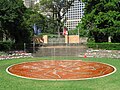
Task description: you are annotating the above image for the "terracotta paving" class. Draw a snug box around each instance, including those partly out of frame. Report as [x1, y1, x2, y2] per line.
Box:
[7, 60, 116, 80]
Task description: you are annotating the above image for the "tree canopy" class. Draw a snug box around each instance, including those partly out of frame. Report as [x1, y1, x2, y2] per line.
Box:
[38, 0, 77, 35]
[0, 0, 33, 44]
[80, 0, 120, 42]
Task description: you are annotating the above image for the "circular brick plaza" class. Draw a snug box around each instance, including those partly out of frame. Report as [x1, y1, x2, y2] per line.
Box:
[6, 60, 116, 80]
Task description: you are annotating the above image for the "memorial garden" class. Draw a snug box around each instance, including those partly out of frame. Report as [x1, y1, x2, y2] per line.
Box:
[0, 0, 120, 90]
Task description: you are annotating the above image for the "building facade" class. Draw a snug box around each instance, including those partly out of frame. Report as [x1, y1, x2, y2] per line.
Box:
[64, 0, 85, 30]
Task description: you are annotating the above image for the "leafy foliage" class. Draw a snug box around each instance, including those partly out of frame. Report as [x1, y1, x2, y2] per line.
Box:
[68, 29, 87, 37]
[0, 0, 32, 44]
[38, 0, 76, 35]
[80, 0, 120, 42]
[87, 42, 120, 50]
[0, 41, 14, 51]
[26, 11, 46, 33]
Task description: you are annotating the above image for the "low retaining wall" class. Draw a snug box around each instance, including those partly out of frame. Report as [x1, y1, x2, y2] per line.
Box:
[34, 46, 120, 58]
[33, 46, 87, 57]
[33, 35, 87, 44]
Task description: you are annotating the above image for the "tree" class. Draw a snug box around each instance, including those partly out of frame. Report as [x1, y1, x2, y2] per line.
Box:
[26, 11, 47, 33]
[0, 0, 33, 44]
[38, 0, 77, 36]
[80, 0, 120, 42]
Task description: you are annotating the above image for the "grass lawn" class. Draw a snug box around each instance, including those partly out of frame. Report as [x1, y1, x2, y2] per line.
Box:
[0, 57, 120, 90]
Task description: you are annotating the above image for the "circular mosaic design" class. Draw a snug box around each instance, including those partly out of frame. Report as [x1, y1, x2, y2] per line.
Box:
[6, 60, 116, 80]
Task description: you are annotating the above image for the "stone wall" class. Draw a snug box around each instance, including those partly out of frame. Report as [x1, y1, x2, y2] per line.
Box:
[48, 37, 65, 44]
[33, 35, 87, 44]
[65, 35, 80, 44]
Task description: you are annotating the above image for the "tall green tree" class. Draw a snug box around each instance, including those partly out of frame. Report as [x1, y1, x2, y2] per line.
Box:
[26, 11, 47, 33]
[0, 0, 32, 44]
[80, 0, 120, 42]
[38, 0, 77, 36]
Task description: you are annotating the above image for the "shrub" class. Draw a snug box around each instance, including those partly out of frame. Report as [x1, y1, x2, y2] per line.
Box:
[0, 41, 14, 51]
[0, 51, 7, 56]
[68, 29, 87, 37]
[87, 43, 120, 50]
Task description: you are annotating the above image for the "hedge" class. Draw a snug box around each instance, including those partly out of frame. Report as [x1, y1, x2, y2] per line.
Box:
[87, 43, 120, 50]
[0, 41, 14, 51]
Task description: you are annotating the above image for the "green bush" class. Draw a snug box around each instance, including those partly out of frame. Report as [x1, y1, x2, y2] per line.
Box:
[87, 43, 120, 50]
[0, 41, 14, 51]
[68, 29, 87, 37]
[69, 29, 78, 35]
[37, 33, 59, 38]
[0, 52, 7, 56]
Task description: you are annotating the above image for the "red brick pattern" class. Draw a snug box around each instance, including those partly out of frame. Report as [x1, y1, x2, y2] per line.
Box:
[8, 60, 115, 80]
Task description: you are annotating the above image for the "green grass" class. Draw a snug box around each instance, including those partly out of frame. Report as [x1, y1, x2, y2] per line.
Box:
[0, 57, 120, 90]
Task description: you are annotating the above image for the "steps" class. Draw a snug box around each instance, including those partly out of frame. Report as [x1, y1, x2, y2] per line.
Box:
[33, 45, 87, 57]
